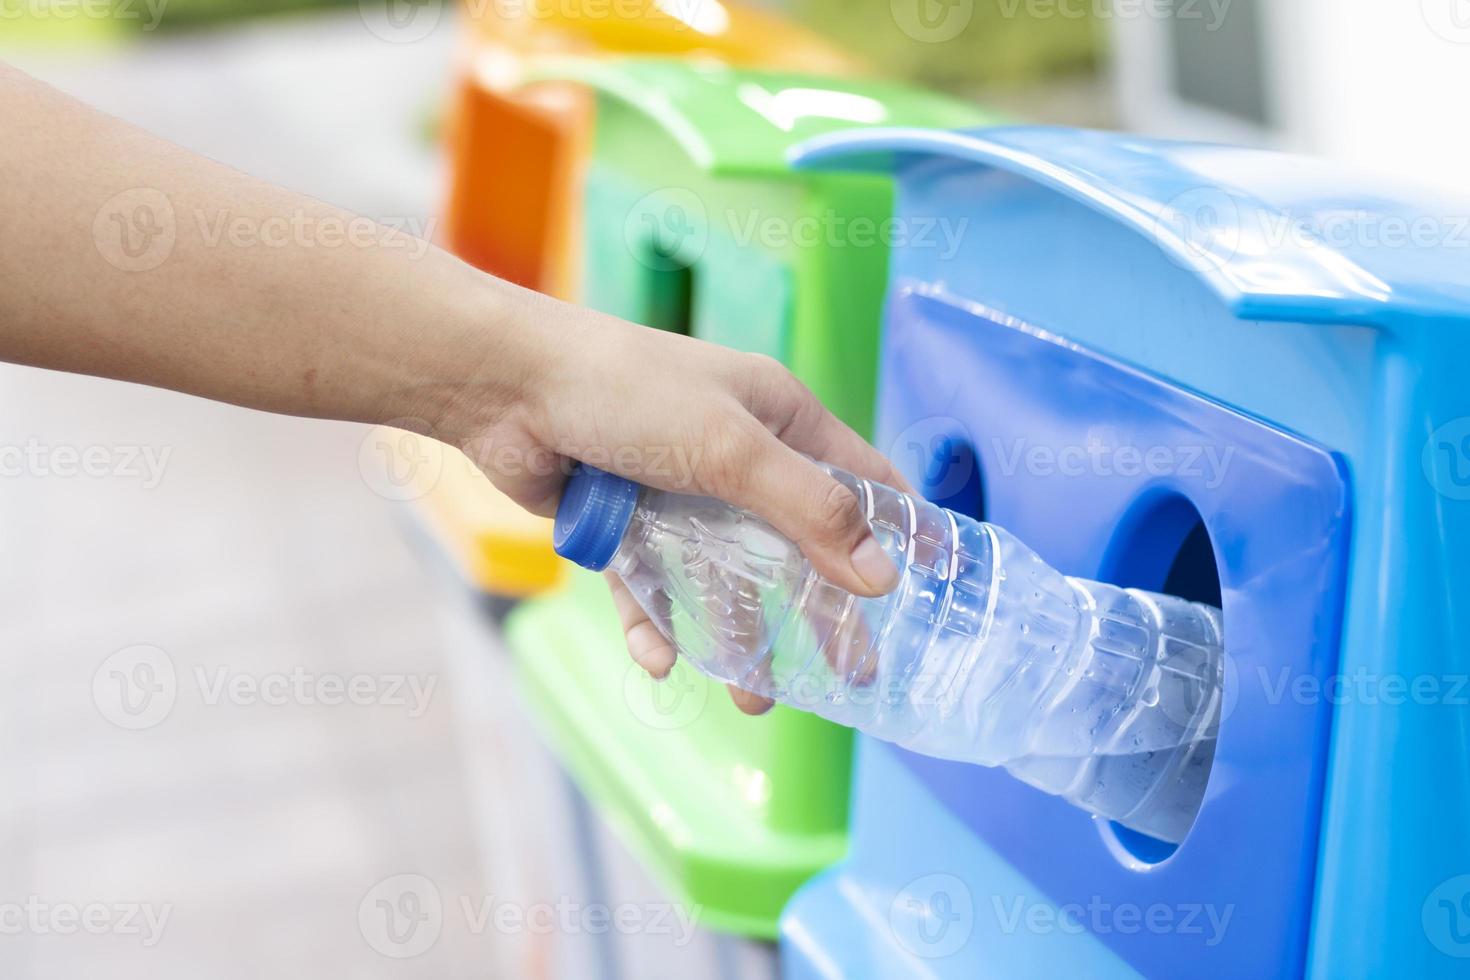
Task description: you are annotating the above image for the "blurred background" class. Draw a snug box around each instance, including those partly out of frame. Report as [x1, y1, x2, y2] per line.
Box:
[2, 1, 1466, 978]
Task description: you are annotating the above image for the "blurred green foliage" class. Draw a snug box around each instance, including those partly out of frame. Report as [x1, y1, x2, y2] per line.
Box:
[793, 0, 1100, 88]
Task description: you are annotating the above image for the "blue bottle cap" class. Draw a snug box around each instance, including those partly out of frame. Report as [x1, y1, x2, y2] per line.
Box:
[553, 464, 640, 571]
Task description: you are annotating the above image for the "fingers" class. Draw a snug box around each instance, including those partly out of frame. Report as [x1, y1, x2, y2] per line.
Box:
[608, 575, 773, 717]
[796, 413, 917, 497]
[726, 684, 773, 716]
[703, 418, 899, 598]
[741, 355, 914, 493]
[605, 573, 675, 680]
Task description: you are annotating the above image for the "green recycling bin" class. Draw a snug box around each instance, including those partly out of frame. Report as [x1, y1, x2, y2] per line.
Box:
[562, 58, 989, 432]
[505, 60, 995, 938]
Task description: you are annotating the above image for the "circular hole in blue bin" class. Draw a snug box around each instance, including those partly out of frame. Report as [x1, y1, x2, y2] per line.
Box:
[1109, 822, 1184, 865]
[1096, 494, 1224, 867]
[921, 434, 986, 521]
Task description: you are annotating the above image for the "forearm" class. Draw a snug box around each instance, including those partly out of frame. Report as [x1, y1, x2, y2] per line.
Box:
[0, 63, 904, 618]
[0, 61, 535, 437]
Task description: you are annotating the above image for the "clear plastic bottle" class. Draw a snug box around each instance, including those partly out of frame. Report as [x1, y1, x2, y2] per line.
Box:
[553, 464, 1224, 844]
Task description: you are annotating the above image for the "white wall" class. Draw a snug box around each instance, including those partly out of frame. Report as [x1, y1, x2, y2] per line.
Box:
[1110, 0, 1470, 192]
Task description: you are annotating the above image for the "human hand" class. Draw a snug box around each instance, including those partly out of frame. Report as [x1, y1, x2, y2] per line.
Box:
[438, 290, 906, 715]
[0, 64, 898, 718]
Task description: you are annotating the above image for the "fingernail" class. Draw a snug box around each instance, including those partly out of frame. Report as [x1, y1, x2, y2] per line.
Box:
[850, 533, 899, 593]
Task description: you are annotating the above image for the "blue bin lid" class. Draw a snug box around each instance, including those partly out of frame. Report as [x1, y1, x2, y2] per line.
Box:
[791, 125, 1470, 327]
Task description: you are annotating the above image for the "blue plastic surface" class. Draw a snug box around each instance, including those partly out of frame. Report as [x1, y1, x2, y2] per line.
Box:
[781, 127, 1470, 978]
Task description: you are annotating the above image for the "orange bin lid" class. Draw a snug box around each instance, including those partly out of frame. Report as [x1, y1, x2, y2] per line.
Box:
[463, 0, 863, 75]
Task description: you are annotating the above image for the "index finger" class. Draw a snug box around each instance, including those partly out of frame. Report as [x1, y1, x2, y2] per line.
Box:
[745, 366, 913, 494]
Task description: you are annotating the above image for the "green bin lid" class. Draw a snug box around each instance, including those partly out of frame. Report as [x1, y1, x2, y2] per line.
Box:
[523, 57, 998, 177]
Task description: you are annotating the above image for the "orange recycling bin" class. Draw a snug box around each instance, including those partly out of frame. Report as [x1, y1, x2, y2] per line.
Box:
[425, 0, 861, 600]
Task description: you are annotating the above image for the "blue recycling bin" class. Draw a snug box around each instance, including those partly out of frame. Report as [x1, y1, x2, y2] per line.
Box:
[779, 126, 1470, 978]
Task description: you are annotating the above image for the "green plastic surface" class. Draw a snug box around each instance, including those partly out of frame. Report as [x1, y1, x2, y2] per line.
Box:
[508, 59, 1000, 936]
[1, 9, 129, 49]
[523, 58, 986, 178]
[505, 569, 849, 939]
